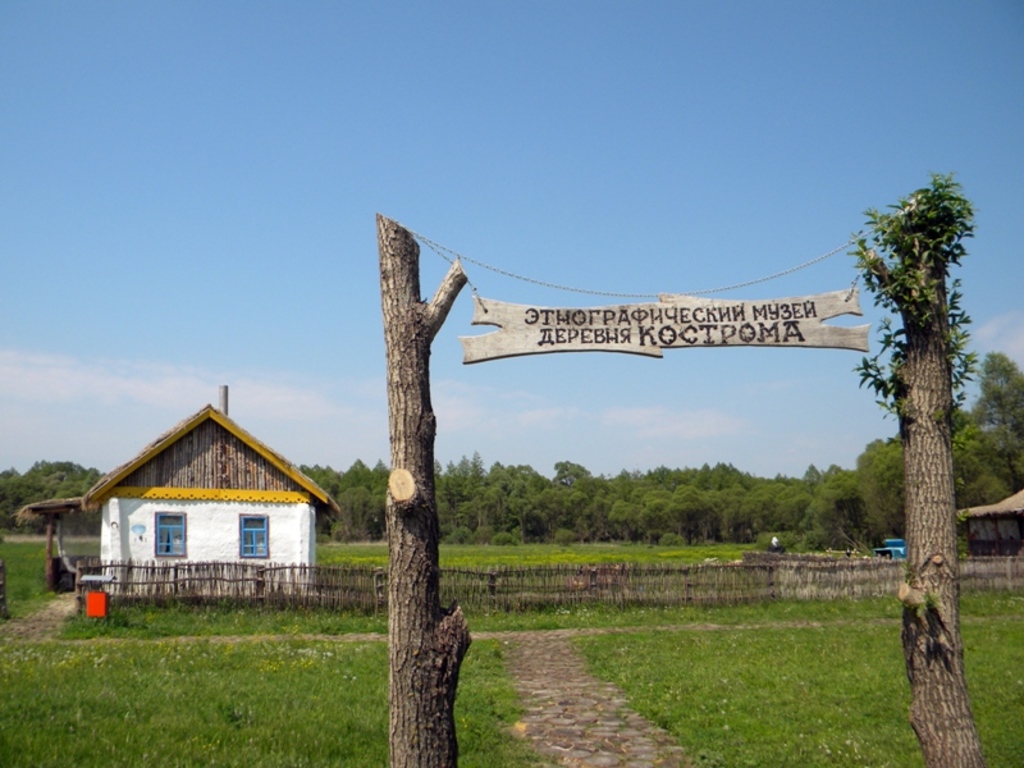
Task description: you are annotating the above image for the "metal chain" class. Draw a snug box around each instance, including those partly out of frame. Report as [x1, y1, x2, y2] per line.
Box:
[401, 220, 857, 299]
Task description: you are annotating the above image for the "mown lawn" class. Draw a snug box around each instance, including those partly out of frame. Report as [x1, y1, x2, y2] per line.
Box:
[579, 602, 1024, 768]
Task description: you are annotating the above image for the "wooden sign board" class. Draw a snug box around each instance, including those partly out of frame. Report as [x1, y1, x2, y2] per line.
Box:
[460, 288, 869, 364]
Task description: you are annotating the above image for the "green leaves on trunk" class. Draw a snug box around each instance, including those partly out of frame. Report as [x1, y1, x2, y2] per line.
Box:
[854, 173, 977, 416]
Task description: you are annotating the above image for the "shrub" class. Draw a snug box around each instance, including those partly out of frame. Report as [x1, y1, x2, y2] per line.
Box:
[491, 532, 518, 546]
[445, 526, 473, 545]
[474, 525, 495, 545]
[659, 532, 685, 547]
[553, 528, 576, 547]
[330, 521, 352, 542]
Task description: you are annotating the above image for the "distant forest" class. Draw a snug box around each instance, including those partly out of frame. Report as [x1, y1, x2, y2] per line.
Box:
[4, 352, 1022, 551]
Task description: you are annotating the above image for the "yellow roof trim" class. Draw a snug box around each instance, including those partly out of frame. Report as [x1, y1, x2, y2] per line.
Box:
[111, 487, 312, 504]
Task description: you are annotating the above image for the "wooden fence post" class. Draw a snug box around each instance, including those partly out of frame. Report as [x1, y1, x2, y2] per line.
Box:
[74, 562, 83, 613]
[374, 567, 386, 610]
[0, 559, 7, 619]
[256, 567, 266, 602]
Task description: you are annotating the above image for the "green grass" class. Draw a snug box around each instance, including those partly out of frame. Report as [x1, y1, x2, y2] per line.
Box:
[319, 541, 757, 568]
[61, 591, 1024, 641]
[578, 606, 1024, 768]
[59, 593, 906, 640]
[7, 596, 1023, 767]
[6, 539, 1023, 767]
[61, 602, 389, 640]
[0, 637, 537, 768]
[0, 540, 53, 618]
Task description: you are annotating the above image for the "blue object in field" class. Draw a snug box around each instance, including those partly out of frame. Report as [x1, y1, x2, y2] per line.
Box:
[873, 538, 906, 559]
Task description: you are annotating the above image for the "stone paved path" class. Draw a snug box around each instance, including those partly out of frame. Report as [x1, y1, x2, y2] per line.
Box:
[503, 632, 690, 767]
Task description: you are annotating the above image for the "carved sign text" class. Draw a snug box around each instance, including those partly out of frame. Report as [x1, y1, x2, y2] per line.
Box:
[460, 289, 869, 364]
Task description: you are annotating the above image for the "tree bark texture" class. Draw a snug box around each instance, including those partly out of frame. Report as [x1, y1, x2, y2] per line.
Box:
[899, 289, 986, 768]
[378, 215, 471, 768]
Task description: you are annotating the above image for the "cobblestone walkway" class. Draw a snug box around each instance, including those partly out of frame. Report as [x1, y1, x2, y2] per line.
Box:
[503, 632, 690, 767]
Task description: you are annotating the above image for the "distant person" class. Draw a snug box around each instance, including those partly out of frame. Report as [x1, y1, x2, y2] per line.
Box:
[767, 536, 786, 554]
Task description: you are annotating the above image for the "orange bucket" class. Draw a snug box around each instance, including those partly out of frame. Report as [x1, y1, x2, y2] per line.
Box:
[85, 591, 109, 619]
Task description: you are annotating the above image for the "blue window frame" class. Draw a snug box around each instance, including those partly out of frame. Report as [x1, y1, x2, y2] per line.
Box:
[240, 516, 269, 558]
[155, 513, 186, 557]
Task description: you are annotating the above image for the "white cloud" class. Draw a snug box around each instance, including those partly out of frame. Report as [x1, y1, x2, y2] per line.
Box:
[975, 312, 1024, 365]
[433, 379, 578, 434]
[0, 348, 388, 472]
[600, 406, 747, 440]
[0, 348, 362, 420]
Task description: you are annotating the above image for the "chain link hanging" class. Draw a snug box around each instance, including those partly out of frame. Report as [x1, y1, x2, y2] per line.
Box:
[400, 221, 858, 300]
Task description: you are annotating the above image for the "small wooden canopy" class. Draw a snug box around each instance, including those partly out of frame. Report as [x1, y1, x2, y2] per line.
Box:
[81, 404, 341, 515]
[15, 496, 84, 526]
[962, 488, 1024, 519]
[15, 497, 87, 592]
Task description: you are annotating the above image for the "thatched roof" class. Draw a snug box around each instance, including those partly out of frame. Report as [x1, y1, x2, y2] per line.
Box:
[15, 497, 84, 525]
[81, 404, 340, 515]
[962, 488, 1024, 519]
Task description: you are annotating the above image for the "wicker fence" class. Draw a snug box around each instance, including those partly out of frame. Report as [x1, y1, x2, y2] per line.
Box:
[75, 555, 1024, 613]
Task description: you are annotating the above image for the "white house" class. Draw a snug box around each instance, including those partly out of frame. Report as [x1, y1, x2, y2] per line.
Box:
[82, 404, 339, 565]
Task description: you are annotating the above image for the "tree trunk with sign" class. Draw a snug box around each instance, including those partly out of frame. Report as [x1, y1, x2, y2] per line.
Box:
[855, 175, 986, 768]
[378, 215, 471, 768]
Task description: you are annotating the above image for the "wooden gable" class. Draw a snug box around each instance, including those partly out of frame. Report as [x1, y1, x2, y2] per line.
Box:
[120, 417, 304, 492]
[83, 405, 339, 513]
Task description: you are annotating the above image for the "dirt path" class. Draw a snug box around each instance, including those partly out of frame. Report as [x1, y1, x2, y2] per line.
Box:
[0, 593, 79, 641]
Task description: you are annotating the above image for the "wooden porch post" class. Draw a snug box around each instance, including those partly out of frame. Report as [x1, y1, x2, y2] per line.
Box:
[45, 514, 56, 592]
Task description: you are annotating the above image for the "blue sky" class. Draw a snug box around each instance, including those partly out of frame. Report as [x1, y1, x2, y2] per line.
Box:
[2, 2, 1022, 479]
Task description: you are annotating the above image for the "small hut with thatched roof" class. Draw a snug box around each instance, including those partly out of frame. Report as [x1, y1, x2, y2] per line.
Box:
[962, 489, 1024, 557]
[81, 402, 339, 566]
[15, 497, 90, 591]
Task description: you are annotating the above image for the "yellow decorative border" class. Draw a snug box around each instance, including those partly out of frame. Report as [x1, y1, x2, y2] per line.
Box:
[111, 486, 311, 504]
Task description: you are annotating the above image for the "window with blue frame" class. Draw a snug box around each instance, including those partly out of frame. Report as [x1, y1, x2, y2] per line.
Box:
[155, 513, 186, 557]
[240, 516, 269, 558]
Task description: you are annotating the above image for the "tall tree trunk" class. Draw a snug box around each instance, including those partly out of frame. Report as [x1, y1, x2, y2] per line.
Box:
[378, 215, 471, 768]
[898, 295, 986, 768]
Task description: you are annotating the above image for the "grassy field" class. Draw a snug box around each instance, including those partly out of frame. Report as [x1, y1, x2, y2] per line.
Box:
[3, 540, 1022, 766]
[60, 591, 910, 640]
[0, 637, 542, 768]
[320, 540, 757, 568]
[0, 540, 51, 618]
[580, 598, 1024, 768]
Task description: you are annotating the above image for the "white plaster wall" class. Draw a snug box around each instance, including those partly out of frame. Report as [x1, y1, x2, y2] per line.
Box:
[100, 497, 316, 565]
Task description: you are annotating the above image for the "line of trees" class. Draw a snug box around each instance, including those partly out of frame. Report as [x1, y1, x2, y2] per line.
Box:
[3, 351, 1022, 550]
[299, 351, 1024, 550]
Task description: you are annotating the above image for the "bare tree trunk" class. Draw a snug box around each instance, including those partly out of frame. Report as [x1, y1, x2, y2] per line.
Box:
[899, 298, 986, 768]
[378, 214, 471, 768]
